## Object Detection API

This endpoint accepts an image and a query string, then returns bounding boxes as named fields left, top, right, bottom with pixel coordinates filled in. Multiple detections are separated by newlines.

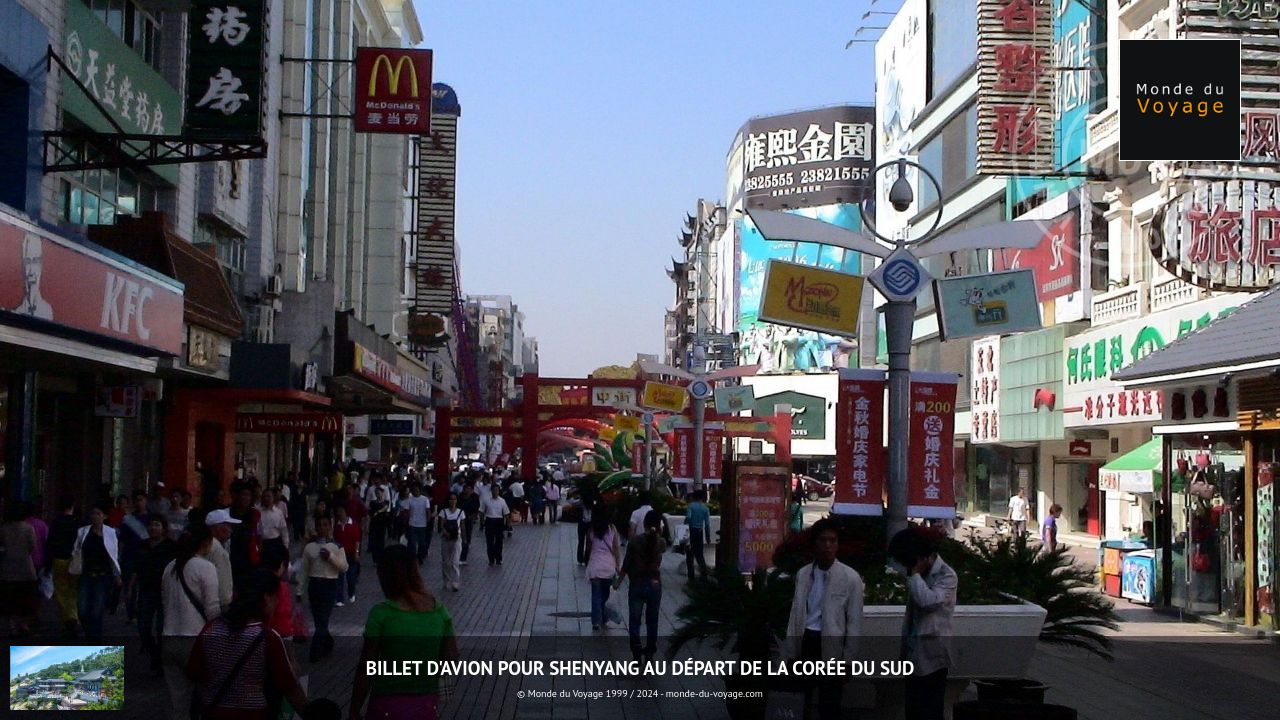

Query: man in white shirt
left=481, top=489, right=511, bottom=566
left=299, top=514, right=349, bottom=662
left=258, top=488, right=289, bottom=551
left=783, top=518, right=864, bottom=720
left=200, top=509, right=239, bottom=611
left=404, top=484, right=434, bottom=563
left=1008, top=488, right=1029, bottom=538
left=629, top=494, right=655, bottom=541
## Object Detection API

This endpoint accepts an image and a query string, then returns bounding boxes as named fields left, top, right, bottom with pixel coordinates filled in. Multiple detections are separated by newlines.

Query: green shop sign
left=63, top=0, right=181, bottom=181
left=754, top=391, right=827, bottom=440
left=1065, top=296, right=1242, bottom=387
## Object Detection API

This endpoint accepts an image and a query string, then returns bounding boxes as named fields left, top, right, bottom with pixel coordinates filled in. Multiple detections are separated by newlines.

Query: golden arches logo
left=368, top=54, right=419, bottom=98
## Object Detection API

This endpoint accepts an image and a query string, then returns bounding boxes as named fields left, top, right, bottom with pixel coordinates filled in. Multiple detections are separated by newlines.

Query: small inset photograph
left=9, top=646, right=124, bottom=711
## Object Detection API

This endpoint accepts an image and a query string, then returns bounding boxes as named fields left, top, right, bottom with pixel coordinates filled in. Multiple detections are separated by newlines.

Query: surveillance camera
left=888, top=175, right=914, bottom=212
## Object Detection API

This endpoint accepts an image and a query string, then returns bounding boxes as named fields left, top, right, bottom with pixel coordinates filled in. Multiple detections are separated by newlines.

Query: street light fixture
left=747, top=159, right=1049, bottom=542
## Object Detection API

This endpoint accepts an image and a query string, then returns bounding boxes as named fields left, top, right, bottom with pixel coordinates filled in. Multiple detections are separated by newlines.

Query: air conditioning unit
left=264, top=274, right=284, bottom=297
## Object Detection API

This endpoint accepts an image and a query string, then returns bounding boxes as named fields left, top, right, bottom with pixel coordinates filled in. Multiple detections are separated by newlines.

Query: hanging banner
left=934, top=268, right=1042, bottom=340
left=737, top=465, right=790, bottom=572
left=672, top=426, right=694, bottom=482
left=907, top=373, right=960, bottom=519
left=714, top=384, right=756, bottom=414
left=643, top=381, right=688, bottom=413
left=670, top=424, right=723, bottom=484
left=185, top=0, right=266, bottom=136
left=834, top=369, right=886, bottom=516
left=355, top=47, right=433, bottom=134
left=758, top=259, right=866, bottom=336
left=976, top=0, right=1054, bottom=175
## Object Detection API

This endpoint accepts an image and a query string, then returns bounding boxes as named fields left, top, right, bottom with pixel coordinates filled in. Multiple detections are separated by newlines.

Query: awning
left=1099, top=437, right=1162, bottom=493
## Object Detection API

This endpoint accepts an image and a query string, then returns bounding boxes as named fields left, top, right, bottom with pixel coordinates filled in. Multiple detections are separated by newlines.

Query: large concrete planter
left=664, top=513, right=721, bottom=545
left=847, top=600, right=1048, bottom=720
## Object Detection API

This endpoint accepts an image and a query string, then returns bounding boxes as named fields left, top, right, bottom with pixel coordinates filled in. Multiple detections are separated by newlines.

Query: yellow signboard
left=613, top=414, right=642, bottom=433
left=598, top=427, right=618, bottom=442
left=759, top=259, right=865, bottom=336
left=642, top=381, right=688, bottom=413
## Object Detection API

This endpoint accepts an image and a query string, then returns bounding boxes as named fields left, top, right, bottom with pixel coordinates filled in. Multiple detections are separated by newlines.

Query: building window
left=915, top=103, right=978, bottom=212
left=1089, top=204, right=1110, bottom=292
left=928, top=0, right=977, bottom=101
left=196, top=219, right=247, bottom=298
left=86, top=0, right=162, bottom=70
left=60, top=142, right=158, bottom=226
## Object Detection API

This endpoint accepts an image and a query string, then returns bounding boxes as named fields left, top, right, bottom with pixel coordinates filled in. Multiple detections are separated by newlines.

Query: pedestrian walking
left=167, top=490, right=192, bottom=540
left=134, top=514, right=177, bottom=673
left=259, top=543, right=296, bottom=642
left=202, top=509, right=240, bottom=612
left=348, top=544, right=459, bottom=720
left=1, top=502, right=40, bottom=635
left=890, top=527, right=958, bottom=720
left=789, top=491, right=805, bottom=534
left=481, top=484, right=511, bottom=566
left=545, top=479, right=561, bottom=524
left=586, top=509, right=623, bottom=631
left=228, top=483, right=262, bottom=582
left=334, top=504, right=362, bottom=605
left=288, top=476, right=309, bottom=541
left=684, top=490, right=712, bottom=580
left=1042, top=503, right=1062, bottom=553
left=1008, top=487, right=1029, bottom=539
left=528, top=478, right=546, bottom=525
left=783, top=518, right=864, bottom=720
left=47, top=494, right=81, bottom=634
left=161, top=527, right=222, bottom=720
left=577, top=498, right=594, bottom=565
left=117, top=491, right=151, bottom=620
left=628, top=493, right=655, bottom=542
left=187, top=569, right=309, bottom=720
left=299, top=513, right=348, bottom=662
left=438, top=493, right=464, bottom=591
left=403, top=484, right=434, bottom=564
left=459, top=483, right=480, bottom=564
left=618, top=509, right=666, bottom=662
left=71, top=504, right=123, bottom=641
left=367, top=485, right=393, bottom=564
left=258, top=488, right=289, bottom=558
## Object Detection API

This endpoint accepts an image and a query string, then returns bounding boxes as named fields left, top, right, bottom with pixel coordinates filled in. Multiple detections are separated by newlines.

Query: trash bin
left=953, top=701, right=1077, bottom=720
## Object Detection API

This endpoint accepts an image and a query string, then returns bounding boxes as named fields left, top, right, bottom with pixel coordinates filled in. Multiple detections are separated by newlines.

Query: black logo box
left=1119, top=39, right=1241, bottom=162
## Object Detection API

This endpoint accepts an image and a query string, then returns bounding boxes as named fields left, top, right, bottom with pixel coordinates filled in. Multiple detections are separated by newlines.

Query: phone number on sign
left=745, top=166, right=869, bottom=192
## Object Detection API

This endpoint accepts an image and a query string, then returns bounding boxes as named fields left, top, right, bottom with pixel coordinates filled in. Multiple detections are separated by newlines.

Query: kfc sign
left=994, top=211, right=1079, bottom=300
left=0, top=208, right=183, bottom=355
left=354, top=48, right=432, bottom=134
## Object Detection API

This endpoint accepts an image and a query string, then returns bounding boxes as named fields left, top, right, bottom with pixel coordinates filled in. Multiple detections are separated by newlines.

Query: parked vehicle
left=801, top=475, right=833, bottom=501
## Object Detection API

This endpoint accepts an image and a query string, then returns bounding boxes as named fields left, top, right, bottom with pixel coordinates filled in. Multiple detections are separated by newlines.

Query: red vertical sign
left=703, top=427, right=724, bottom=483
left=632, top=439, right=644, bottom=474
left=672, top=426, right=694, bottom=482
left=907, top=374, right=959, bottom=519
left=834, top=369, right=886, bottom=515
left=737, top=465, right=789, bottom=572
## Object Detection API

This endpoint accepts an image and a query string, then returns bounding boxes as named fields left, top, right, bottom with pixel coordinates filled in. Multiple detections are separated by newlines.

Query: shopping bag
left=38, top=570, right=54, bottom=599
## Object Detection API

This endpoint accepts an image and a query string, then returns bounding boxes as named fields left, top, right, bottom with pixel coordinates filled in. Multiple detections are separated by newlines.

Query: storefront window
left=1167, top=434, right=1246, bottom=621
left=61, top=155, right=158, bottom=227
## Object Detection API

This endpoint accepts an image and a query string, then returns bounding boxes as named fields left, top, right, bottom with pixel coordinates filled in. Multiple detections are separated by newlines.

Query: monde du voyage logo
left=1120, top=39, right=1241, bottom=161
left=355, top=47, right=433, bottom=134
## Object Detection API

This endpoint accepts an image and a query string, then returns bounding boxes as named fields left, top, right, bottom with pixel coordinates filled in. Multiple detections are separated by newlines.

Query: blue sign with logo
left=370, top=419, right=415, bottom=436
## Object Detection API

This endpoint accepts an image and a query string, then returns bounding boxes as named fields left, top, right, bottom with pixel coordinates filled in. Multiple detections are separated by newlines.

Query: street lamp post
left=748, top=158, right=1047, bottom=543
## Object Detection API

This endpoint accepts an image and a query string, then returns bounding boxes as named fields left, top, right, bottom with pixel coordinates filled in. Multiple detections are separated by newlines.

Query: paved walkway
left=16, top=518, right=1280, bottom=720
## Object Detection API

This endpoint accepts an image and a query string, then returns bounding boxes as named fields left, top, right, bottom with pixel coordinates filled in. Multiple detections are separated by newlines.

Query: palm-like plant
left=963, top=533, right=1120, bottom=660
left=667, top=565, right=794, bottom=662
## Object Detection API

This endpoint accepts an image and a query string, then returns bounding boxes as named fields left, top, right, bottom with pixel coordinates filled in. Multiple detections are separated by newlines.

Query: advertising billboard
left=975, top=0, right=1054, bottom=176
left=934, top=269, right=1043, bottom=340
left=738, top=204, right=864, bottom=374
left=992, top=211, right=1080, bottom=301
left=758, top=260, right=865, bottom=336
left=354, top=47, right=433, bottom=134
left=875, top=0, right=927, bottom=241
left=741, top=106, right=875, bottom=212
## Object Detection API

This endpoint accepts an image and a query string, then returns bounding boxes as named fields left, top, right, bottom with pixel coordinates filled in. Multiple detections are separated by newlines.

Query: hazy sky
left=422, top=1, right=881, bottom=376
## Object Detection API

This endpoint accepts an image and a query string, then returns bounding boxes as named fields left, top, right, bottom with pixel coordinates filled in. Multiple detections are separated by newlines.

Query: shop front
left=1, top=206, right=183, bottom=510
left=1113, top=288, right=1279, bottom=628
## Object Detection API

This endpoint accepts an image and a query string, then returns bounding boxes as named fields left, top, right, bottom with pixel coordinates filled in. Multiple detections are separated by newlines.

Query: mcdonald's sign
left=355, top=47, right=433, bottom=134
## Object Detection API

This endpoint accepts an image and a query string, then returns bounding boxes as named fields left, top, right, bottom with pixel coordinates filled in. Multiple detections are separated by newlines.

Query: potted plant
left=668, top=565, right=793, bottom=720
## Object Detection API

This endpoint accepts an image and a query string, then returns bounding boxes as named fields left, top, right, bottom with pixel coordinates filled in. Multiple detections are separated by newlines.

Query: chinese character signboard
left=758, top=260, right=865, bottom=336
left=741, top=106, right=875, bottom=212
left=993, top=211, right=1080, bottom=300
left=934, top=269, right=1042, bottom=340
left=977, top=0, right=1054, bottom=176
left=185, top=0, right=266, bottom=136
left=613, top=414, right=642, bottom=434
left=1152, top=180, right=1280, bottom=292
left=907, top=374, right=959, bottom=519
left=714, top=384, right=755, bottom=414
left=672, top=426, right=694, bottom=482
left=736, top=465, right=789, bottom=572
left=834, top=369, right=886, bottom=516
left=414, top=84, right=459, bottom=315
left=355, top=48, right=432, bottom=134
left=593, top=387, right=637, bottom=409
left=1062, top=294, right=1244, bottom=427
left=704, top=427, right=724, bottom=483
left=970, top=337, right=1001, bottom=444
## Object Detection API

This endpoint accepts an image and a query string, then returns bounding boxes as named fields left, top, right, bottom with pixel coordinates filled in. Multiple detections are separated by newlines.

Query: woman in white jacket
left=71, top=504, right=122, bottom=641
left=160, top=527, right=221, bottom=719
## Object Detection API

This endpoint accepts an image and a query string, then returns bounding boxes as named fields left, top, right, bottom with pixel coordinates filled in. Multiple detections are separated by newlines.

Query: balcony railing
left=1149, top=275, right=1207, bottom=313
left=1091, top=281, right=1148, bottom=325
